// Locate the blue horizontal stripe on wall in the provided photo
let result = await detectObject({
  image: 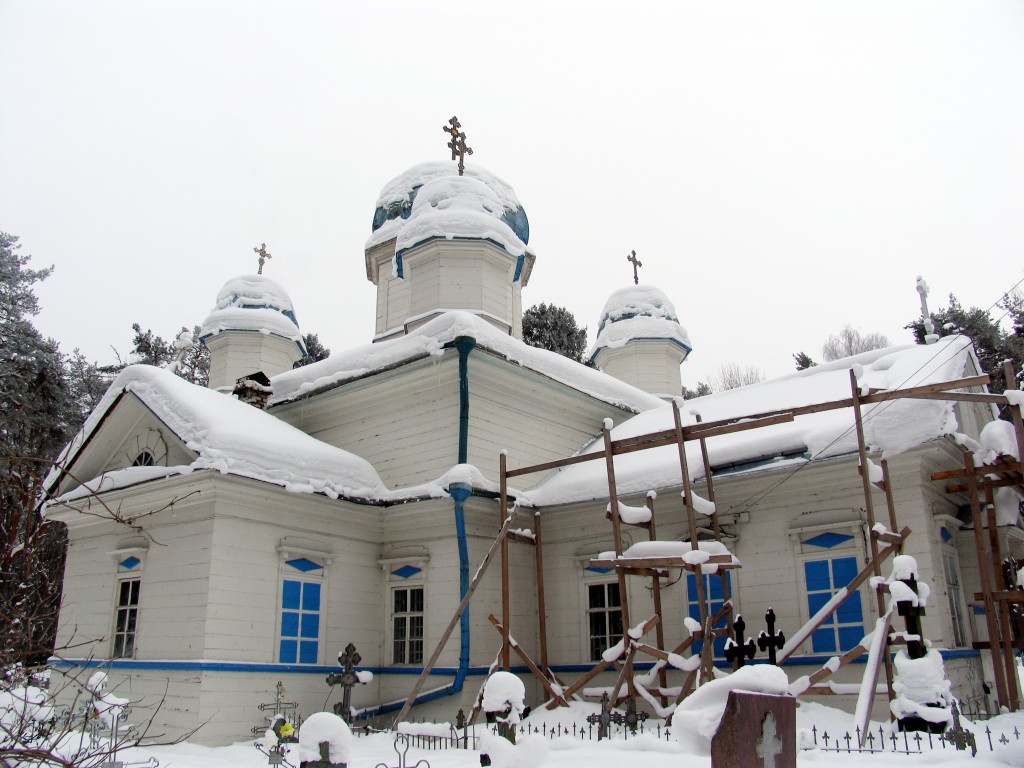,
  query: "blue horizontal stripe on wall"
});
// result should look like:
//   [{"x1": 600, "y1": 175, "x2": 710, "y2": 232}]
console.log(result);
[
  {"x1": 54, "y1": 648, "x2": 978, "y2": 676},
  {"x1": 52, "y1": 659, "x2": 529, "y2": 676}
]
